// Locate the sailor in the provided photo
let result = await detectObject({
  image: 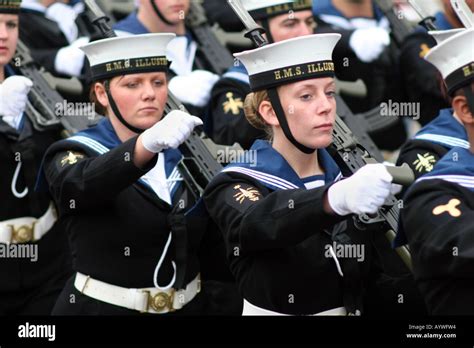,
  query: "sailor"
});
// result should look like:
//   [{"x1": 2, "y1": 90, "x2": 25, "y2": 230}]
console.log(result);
[
  {"x1": 199, "y1": 33, "x2": 404, "y2": 315},
  {"x1": 207, "y1": 0, "x2": 315, "y2": 150},
  {"x1": 397, "y1": 29, "x2": 470, "y2": 195},
  {"x1": 0, "y1": 0, "x2": 72, "y2": 315},
  {"x1": 113, "y1": 0, "x2": 219, "y2": 113},
  {"x1": 399, "y1": 0, "x2": 474, "y2": 125},
  {"x1": 397, "y1": 28, "x2": 474, "y2": 315},
  {"x1": 19, "y1": 0, "x2": 89, "y2": 78},
  {"x1": 40, "y1": 33, "x2": 235, "y2": 315},
  {"x1": 312, "y1": 0, "x2": 407, "y2": 151}
]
